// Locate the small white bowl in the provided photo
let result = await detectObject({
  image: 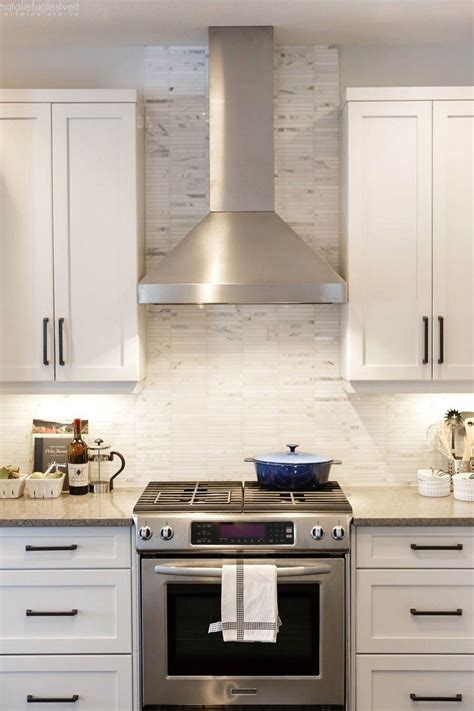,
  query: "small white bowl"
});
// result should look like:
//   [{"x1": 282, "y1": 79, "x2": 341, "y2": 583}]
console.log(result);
[
  {"x1": 452, "y1": 473, "x2": 474, "y2": 502},
  {"x1": 418, "y1": 480, "x2": 451, "y2": 498}
]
